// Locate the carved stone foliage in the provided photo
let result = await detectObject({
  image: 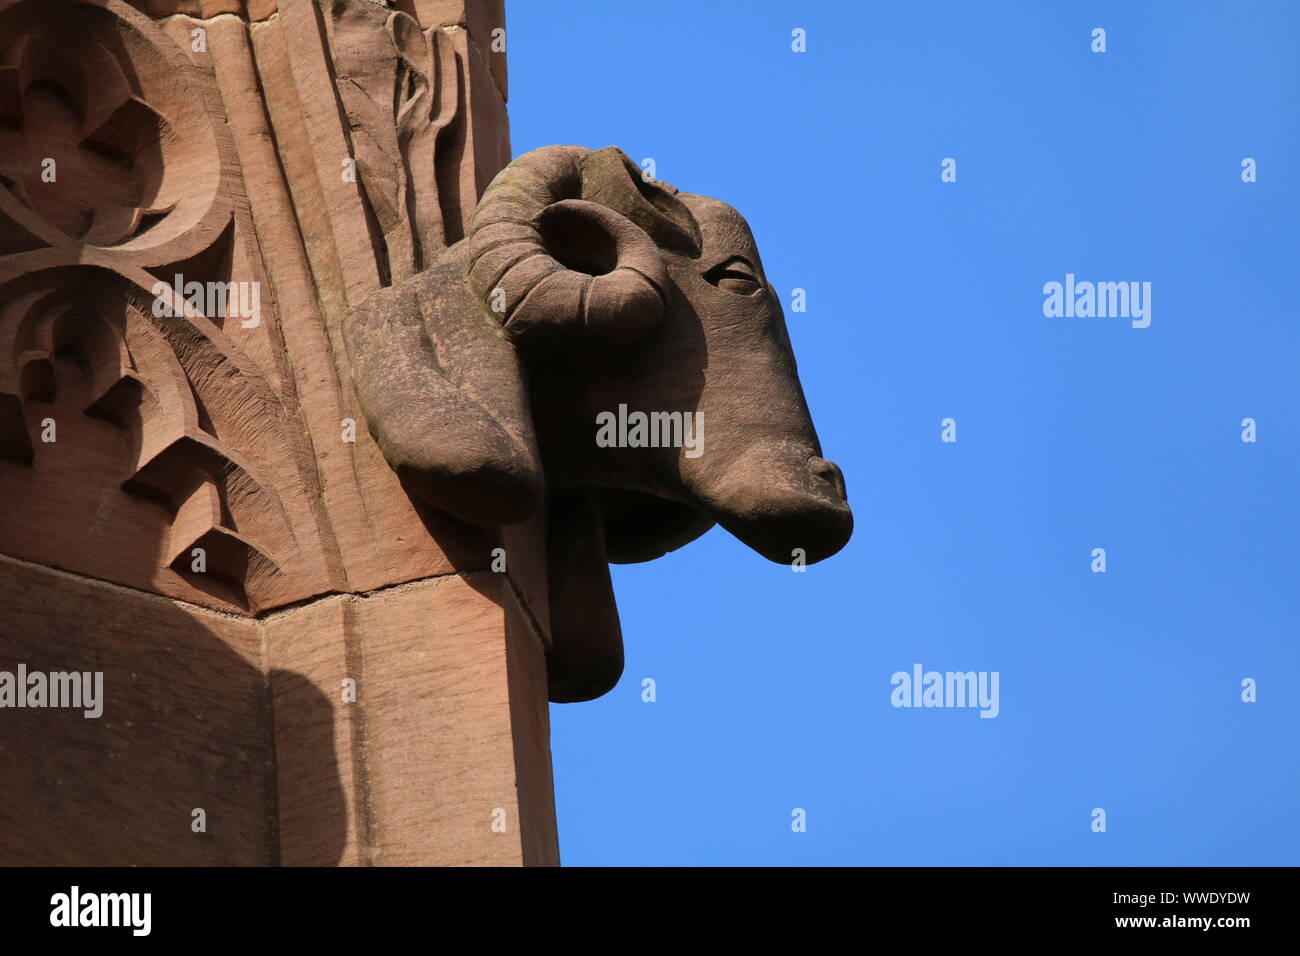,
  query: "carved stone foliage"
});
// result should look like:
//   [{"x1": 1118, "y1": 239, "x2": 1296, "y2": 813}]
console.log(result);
[
  {"x1": 329, "y1": 0, "x2": 504, "y2": 281},
  {"x1": 0, "y1": 0, "x2": 332, "y2": 612},
  {"x1": 0, "y1": 0, "x2": 512, "y2": 614},
  {"x1": 0, "y1": 0, "x2": 227, "y2": 257}
]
